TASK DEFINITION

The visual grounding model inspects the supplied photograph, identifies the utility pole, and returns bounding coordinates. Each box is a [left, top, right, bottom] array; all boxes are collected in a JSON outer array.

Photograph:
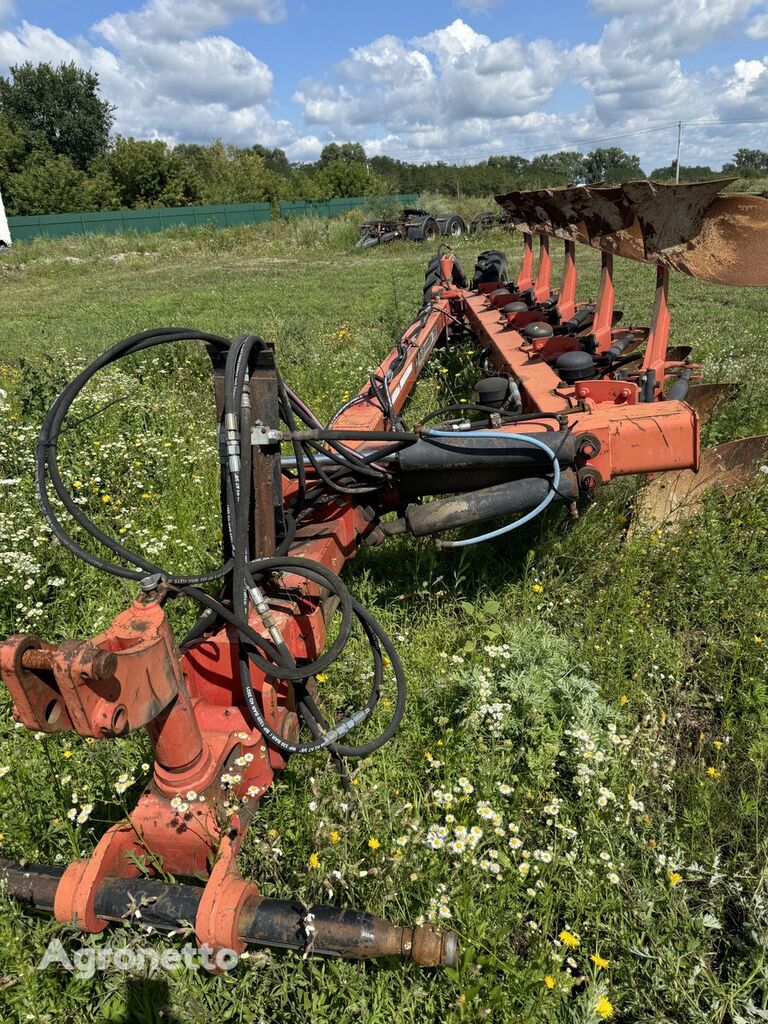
[[674, 121, 683, 183]]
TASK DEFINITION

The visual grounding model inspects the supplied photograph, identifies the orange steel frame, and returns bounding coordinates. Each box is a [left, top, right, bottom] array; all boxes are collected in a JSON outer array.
[[0, 241, 699, 954]]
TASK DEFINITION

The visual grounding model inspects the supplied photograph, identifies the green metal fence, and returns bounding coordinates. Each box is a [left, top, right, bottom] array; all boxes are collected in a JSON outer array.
[[7, 202, 273, 242], [6, 194, 421, 242], [279, 194, 418, 219]]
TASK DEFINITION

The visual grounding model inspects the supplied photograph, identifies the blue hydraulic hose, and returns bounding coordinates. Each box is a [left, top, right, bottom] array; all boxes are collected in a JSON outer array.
[[422, 429, 561, 547]]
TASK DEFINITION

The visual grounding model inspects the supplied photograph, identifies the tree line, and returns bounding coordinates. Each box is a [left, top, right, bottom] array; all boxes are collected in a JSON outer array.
[[1, 62, 766, 218]]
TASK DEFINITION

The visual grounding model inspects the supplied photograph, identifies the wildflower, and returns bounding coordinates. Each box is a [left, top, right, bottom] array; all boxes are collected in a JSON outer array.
[[607, 872, 620, 885], [114, 774, 135, 795], [456, 777, 474, 795], [63, 750, 73, 760], [497, 782, 513, 796], [559, 930, 580, 948], [66, 808, 77, 821], [330, 830, 340, 844], [591, 954, 610, 969], [395, 835, 409, 847], [76, 803, 93, 825], [706, 766, 721, 778], [532, 583, 543, 593], [509, 837, 523, 850], [668, 871, 682, 887], [308, 852, 321, 869], [101, 495, 111, 503], [619, 695, 628, 705], [596, 996, 614, 1019], [544, 975, 556, 989], [186, 790, 198, 801], [316, 673, 328, 683], [368, 837, 380, 850]]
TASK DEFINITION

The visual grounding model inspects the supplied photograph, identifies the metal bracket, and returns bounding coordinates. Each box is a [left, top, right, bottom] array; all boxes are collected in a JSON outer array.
[[250, 423, 283, 446]]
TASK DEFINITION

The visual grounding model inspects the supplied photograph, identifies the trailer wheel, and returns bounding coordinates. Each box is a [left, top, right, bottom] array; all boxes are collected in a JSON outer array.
[[472, 249, 510, 288], [407, 216, 439, 242], [470, 211, 496, 235], [440, 214, 466, 237]]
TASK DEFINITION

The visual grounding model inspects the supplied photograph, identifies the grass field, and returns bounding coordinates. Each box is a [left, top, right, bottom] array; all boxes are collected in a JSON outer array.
[[1, 215, 768, 1024]]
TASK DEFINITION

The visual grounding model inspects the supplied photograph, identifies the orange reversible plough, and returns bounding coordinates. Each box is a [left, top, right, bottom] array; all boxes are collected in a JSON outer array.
[[1, 180, 766, 967]]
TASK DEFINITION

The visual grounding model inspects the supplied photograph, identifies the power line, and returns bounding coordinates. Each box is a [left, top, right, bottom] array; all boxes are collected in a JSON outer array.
[[507, 116, 768, 158]]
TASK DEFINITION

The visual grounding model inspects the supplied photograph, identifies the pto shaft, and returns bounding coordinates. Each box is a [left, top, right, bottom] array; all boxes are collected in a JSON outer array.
[[0, 861, 457, 968]]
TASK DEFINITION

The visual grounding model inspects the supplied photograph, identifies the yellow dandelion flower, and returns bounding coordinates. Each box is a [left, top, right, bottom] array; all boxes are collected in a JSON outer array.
[[668, 871, 682, 887], [330, 830, 340, 844], [308, 852, 321, 869], [559, 930, 579, 948], [532, 583, 543, 593], [316, 673, 328, 683], [706, 766, 721, 778], [619, 695, 629, 706], [368, 837, 380, 850], [544, 975, 556, 989], [596, 996, 614, 1019], [101, 494, 111, 503], [591, 953, 610, 969], [63, 750, 73, 759]]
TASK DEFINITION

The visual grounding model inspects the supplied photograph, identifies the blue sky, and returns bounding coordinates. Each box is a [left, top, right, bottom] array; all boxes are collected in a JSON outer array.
[[1, 0, 767, 169]]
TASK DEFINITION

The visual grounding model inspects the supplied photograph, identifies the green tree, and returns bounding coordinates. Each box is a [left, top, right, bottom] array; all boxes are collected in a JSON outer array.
[[0, 113, 26, 176], [194, 141, 288, 204], [5, 154, 118, 215], [528, 151, 586, 186], [314, 158, 383, 198], [251, 145, 291, 176], [649, 163, 718, 182], [722, 148, 768, 177], [0, 61, 114, 170], [95, 137, 201, 208], [582, 147, 644, 185], [318, 142, 367, 167]]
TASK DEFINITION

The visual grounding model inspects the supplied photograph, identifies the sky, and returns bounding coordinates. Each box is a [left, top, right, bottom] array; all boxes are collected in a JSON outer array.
[[0, 0, 767, 171]]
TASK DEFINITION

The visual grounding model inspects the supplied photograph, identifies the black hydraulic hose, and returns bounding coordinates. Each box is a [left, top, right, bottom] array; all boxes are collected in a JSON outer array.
[[37, 328, 235, 585], [35, 326, 409, 763], [220, 336, 405, 755], [415, 404, 565, 429], [295, 598, 407, 757]]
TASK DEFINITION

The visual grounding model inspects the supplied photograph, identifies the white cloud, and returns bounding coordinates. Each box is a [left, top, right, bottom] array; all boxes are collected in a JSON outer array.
[[96, 0, 286, 44], [296, 19, 565, 140], [0, 13, 320, 156], [0, 0, 13, 24], [746, 10, 768, 35], [454, 0, 506, 12], [0, 1, 766, 170]]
